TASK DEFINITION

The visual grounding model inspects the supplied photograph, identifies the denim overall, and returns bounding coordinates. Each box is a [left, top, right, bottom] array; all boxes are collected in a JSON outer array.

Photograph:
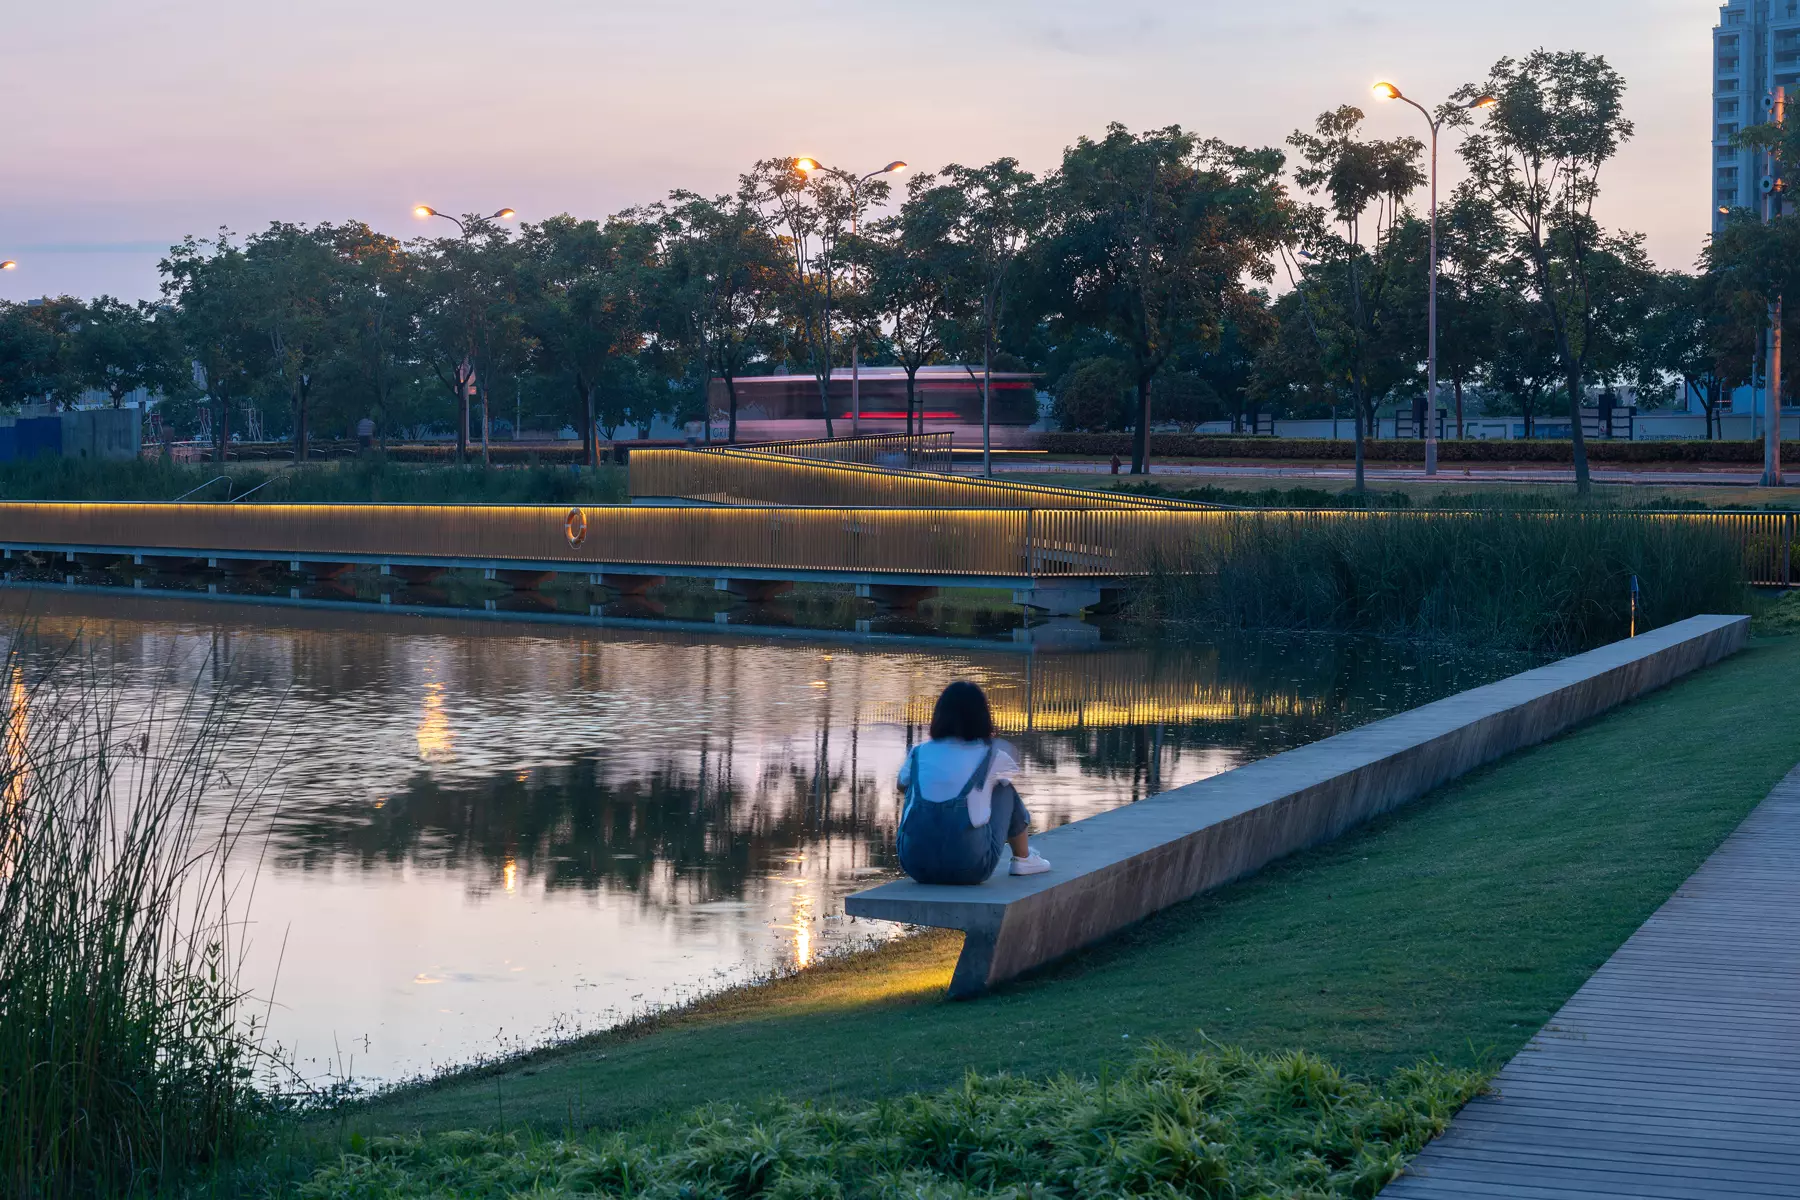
[[896, 745, 1011, 886]]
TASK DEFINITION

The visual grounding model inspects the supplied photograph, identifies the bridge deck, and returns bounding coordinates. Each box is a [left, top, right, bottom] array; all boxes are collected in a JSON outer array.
[[1385, 763, 1800, 1199]]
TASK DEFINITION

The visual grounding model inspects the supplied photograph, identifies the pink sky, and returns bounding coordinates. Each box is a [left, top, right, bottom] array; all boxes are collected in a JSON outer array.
[[1, 0, 1719, 302]]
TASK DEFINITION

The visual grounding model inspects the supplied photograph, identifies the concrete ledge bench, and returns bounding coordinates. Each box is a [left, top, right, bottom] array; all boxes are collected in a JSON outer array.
[[845, 614, 1750, 998]]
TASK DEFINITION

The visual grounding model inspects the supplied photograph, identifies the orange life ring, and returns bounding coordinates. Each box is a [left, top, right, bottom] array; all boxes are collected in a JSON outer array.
[[565, 506, 588, 548]]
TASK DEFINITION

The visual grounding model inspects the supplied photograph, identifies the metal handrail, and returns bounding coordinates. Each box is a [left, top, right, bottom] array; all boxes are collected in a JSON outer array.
[[171, 476, 230, 502], [229, 476, 284, 503]]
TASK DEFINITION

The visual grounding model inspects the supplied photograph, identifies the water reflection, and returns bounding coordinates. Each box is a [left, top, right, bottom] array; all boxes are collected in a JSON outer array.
[[0, 589, 1529, 1083]]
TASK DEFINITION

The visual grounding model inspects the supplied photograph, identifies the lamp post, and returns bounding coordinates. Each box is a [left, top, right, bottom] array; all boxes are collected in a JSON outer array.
[[795, 158, 906, 437], [1373, 83, 1496, 476], [1761, 87, 1786, 488], [414, 205, 515, 464]]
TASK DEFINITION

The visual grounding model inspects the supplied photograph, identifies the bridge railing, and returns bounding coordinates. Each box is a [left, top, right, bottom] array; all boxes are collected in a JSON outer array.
[[628, 448, 1214, 511], [711, 431, 955, 472], [2, 503, 1794, 587]]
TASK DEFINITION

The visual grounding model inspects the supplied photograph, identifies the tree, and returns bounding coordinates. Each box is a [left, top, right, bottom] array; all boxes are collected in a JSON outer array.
[[242, 222, 340, 460], [1051, 356, 1133, 431], [1639, 272, 1746, 438], [0, 297, 84, 408], [414, 217, 519, 464], [161, 232, 262, 461], [1455, 50, 1638, 495], [926, 160, 1042, 472], [650, 192, 783, 443], [67, 296, 181, 413], [1039, 124, 1288, 474], [1287, 106, 1426, 489], [520, 214, 653, 465], [321, 223, 417, 440], [863, 172, 963, 436], [741, 159, 881, 440], [1427, 188, 1508, 438], [1705, 213, 1800, 420]]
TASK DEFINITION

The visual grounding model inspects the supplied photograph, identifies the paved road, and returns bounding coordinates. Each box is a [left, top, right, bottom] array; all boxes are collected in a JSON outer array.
[[1383, 764, 1800, 1198]]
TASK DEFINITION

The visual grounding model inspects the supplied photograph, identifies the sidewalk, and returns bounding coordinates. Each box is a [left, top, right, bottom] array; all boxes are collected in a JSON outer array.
[[979, 461, 1782, 488], [1383, 763, 1800, 1198]]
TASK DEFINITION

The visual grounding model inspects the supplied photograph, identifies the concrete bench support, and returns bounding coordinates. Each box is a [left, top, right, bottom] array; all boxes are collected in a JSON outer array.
[[846, 614, 1751, 998]]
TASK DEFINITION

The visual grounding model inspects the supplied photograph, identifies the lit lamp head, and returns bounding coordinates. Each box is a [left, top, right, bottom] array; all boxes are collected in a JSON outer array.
[[494, 208, 516, 220], [0, 261, 15, 271], [413, 205, 437, 220], [1372, 81, 1402, 101], [882, 161, 908, 174], [1468, 95, 1499, 111], [793, 157, 821, 174]]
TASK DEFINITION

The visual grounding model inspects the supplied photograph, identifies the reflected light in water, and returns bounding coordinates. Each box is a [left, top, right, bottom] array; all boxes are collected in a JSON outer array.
[[503, 858, 518, 894], [416, 679, 454, 763], [2, 667, 28, 874]]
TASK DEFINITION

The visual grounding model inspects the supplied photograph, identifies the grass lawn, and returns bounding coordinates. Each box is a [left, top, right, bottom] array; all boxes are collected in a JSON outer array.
[[341, 627, 1800, 1140]]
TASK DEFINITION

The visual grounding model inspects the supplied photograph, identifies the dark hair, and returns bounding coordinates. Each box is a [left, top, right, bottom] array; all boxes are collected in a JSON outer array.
[[929, 681, 994, 742]]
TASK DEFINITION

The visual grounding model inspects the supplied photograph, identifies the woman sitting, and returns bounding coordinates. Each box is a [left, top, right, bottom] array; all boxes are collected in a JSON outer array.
[[896, 681, 1052, 885]]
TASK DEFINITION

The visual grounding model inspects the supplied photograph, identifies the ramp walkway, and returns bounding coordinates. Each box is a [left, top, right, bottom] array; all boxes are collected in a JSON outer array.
[[846, 615, 1750, 997], [1384, 763, 1800, 1199]]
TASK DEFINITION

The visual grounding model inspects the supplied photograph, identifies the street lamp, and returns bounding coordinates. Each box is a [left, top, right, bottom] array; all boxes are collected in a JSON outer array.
[[414, 205, 515, 235], [1374, 82, 1496, 475], [0, 261, 15, 271], [794, 157, 907, 437], [413, 204, 517, 464]]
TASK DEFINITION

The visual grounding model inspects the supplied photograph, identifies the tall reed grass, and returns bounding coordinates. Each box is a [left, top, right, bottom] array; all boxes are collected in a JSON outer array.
[[0, 634, 278, 1197], [1139, 511, 1749, 653]]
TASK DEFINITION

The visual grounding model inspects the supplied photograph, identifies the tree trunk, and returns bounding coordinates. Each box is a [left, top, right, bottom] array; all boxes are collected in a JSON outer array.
[[293, 381, 309, 464], [982, 309, 994, 477], [1564, 368, 1590, 495], [726, 374, 740, 444], [1351, 397, 1365, 493], [577, 376, 595, 468], [457, 370, 470, 465], [1454, 379, 1465, 441], [905, 370, 917, 438], [1132, 374, 1152, 475]]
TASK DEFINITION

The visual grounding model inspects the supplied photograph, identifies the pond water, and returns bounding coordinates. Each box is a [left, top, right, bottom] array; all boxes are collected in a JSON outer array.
[[1, 588, 1530, 1086]]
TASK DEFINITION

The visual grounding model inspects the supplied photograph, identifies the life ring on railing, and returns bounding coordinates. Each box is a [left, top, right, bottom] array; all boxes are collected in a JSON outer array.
[[565, 506, 588, 548]]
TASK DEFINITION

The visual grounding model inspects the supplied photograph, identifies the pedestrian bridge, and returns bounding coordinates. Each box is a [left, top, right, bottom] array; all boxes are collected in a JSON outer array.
[[3, 440, 1798, 614]]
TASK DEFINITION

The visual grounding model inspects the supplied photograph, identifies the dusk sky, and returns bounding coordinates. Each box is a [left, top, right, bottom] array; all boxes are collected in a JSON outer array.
[[4, 0, 1719, 303]]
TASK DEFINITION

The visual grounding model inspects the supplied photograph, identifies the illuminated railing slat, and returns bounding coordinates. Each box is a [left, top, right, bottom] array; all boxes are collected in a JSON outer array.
[[630, 448, 1211, 511], [1, 503, 1793, 587]]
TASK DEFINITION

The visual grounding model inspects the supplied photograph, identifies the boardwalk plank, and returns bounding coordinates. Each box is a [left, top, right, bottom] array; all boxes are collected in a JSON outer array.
[[1383, 763, 1800, 1198]]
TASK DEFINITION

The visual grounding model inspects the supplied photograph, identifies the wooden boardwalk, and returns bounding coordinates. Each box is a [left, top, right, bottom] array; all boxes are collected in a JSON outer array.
[[1386, 764, 1800, 1198]]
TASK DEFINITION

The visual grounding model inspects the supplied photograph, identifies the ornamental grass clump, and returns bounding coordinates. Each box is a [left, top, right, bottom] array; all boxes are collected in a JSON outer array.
[[0, 635, 278, 1197], [297, 1042, 1486, 1198], [1141, 510, 1747, 653]]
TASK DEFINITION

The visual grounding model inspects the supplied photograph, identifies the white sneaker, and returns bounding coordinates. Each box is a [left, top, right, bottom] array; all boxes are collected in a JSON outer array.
[[1009, 849, 1052, 876]]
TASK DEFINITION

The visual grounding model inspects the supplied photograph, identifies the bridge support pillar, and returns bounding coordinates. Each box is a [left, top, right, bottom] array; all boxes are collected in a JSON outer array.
[[716, 577, 793, 602], [591, 573, 664, 596], [1013, 585, 1102, 616], [855, 583, 939, 611]]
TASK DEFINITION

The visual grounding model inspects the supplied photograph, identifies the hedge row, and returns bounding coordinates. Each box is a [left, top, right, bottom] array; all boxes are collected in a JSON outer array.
[[1035, 433, 1782, 465]]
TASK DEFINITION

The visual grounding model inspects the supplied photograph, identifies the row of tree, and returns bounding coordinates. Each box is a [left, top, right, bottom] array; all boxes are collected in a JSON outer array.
[[1, 50, 1794, 491]]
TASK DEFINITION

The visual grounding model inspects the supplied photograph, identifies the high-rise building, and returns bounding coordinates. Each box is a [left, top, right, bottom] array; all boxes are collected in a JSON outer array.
[[1713, 1, 1800, 230]]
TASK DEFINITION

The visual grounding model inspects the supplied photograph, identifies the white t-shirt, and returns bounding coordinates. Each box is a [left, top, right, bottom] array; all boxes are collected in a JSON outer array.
[[897, 738, 1020, 828]]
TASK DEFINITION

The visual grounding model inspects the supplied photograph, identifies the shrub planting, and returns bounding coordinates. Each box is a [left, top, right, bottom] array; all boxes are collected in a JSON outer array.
[[297, 1043, 1486, 1199], [0, 456, 627, 505], [1039, 432, 1790, 465]]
